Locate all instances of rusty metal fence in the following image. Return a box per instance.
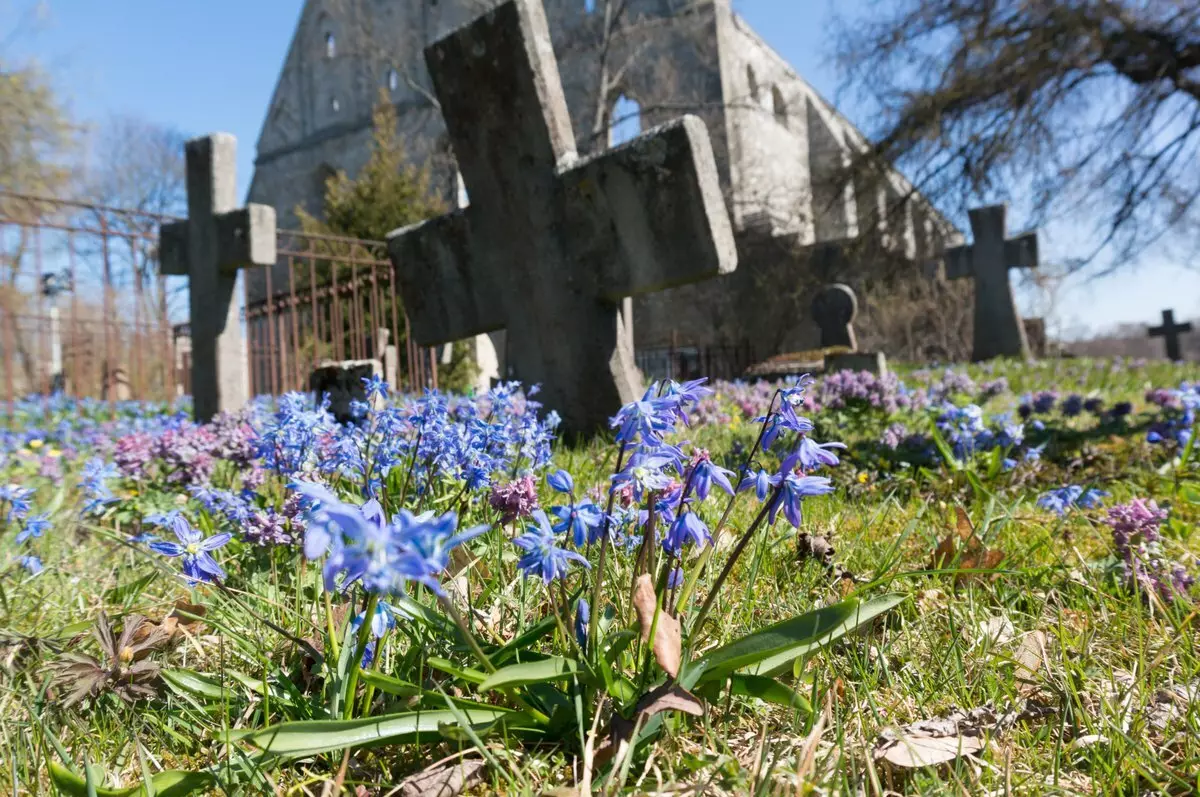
[0,191,439,416]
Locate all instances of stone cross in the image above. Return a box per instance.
[1148,309,1192,361]
[159,134,276,421]
[942,205,1039,361]
[386,0,736,432]
[811,283,858,350]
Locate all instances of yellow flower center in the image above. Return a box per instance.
[185,542,202,556]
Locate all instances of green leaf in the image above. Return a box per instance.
[160,669,231,701]
[357,670,422,698]
[48,762,212,797]
[478,656,579,692]
[426,656,487,685]
[489,613,557,666]
[696,595,906,682]
[722,674,812,714]
[236,708,515,757]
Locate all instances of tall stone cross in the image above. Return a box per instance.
[1148,309,1192,361]
[386,0,737,432]
[158,134,276,421]
[943,205,1039,361]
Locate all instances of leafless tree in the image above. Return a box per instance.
[834,0,1200,270]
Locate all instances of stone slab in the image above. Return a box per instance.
[309,358,382,425]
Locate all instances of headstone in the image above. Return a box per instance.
[158,134,277,421]
[386,0,737,433]
[1022,317,1047,358]
[825,351,888,377]
[811,283,858,350]
[1148,309,1192,361]
[309,359,382,424]
[941,204,1039,361]
[102,363,131,401]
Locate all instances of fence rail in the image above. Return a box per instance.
[0,191,439,416]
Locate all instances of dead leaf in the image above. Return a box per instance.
[930,509,1006,584]
[632,574,682,678]
[972,615,1016,646]
[874,701,1054,769]
[1012,631,1047,694]
[593,684,705,770]
[397,758,486,797]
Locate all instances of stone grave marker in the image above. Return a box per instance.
[810,283,887,375]
[942,204,1039,361]
[159,134,276,421]
[310,359,382,425]
[812,283,858,350]
[386,0,737,432]
[1148,309,1192,361]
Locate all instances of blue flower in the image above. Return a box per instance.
[0,484,34,522]
[549,499,607,547]
[687,450,734,501]
[1037,485,1107,516]
[609,387,679,444]
[610,450,676,502]
[768,466,833,528]
[513,510,589,584]
[547,469,574,494]
[351,600,400,639]
[362,373,389,401]
[19,554,43,576]
[664,510,711,554]
[667,567,684,589]
[574,597,590,649]
[794,437,846,471]
[738,469,781,501]
[148,514,231,583]
[15,513,50,544]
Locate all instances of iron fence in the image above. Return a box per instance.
[0,191,439,417]
[636,341,759,383]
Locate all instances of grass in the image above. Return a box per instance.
[1,358,1198,795]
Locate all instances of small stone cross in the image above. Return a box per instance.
[159,134,276,421]
[811,283,858,350]
[942,204,1039,361]
[386,0,736,432]
[1148,309,1192,361]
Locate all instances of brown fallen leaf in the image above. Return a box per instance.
[397,758,486,797]
[631,573,682,678]
[1012,631,1048,695]
[874,701,1054,769]
[930,507,1006,584]
[593,683,704,770]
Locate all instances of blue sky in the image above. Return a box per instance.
[9,0,1194,337]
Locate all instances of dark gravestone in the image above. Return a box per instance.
[1148,309,1192,361]
[1022,317,1047,358]
[942,204,1039,361]
[309,359,380,425]
[386,0,737,433]
[811,283,858,350]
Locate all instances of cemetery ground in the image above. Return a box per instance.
[1,359,1199,795]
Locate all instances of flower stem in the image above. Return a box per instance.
[342,593,378,720]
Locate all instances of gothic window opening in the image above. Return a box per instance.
[456,170,470,209]
[771,86,786,125]
[746,65,759,104]
[324,32,336,59]
[330,96,341,114]
[585,0,596,12]
[387,68,399,92]
[609,94,642,147]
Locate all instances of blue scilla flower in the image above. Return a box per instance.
[687,450,734,501]
[738,469,782,501]
[362,373,389,401]
[575,597,589,649]
[550,499,607,547]
[547,469,574,494]
[662,377,713,425]
[768,462,834,528]
[148,514,231,584]
[663,510,711,555]
[15,513,50,544]
[351,600,400,639]
[794,437,846,471]
[1037,485,1107,516]
[0,484,34,523]
[609,387,680,444]
[19,554,43,576]
[611,450,677,502]
[513,510,589,585]
[667,567,684,589]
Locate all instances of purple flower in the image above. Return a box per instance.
[489,475,540,524]
[513,510,589,584]
[1104,499,1196,603]
[609,387,679,444]
[148,514,231,584]
[664,510,711,554]
[575,597,589,649]
[794,437,846,470]
[768,465,834,527]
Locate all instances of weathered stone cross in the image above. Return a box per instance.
[159,134,276,421]
[1148,309,1192,361]
[386,0,736,432]
[943,204,1039,361]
